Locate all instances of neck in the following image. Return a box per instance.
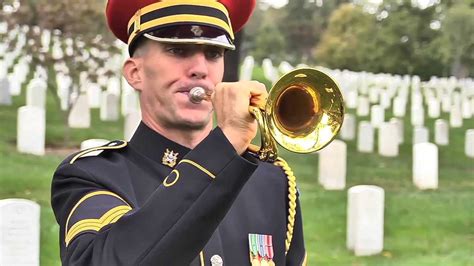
[141,116,213,149]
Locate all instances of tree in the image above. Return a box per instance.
[439,4,474,78]
[314,3,376,71]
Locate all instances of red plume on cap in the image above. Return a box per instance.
[106,0,256,45]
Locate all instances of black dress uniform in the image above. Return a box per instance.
[51,122,306,265]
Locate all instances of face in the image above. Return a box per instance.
[134,41,225,131]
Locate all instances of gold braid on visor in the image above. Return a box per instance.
[127,0,235,50]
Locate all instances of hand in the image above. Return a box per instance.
[212,81,268,155]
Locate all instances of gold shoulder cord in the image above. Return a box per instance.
[273,157,297,253]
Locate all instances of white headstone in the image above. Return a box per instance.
[378,122,399,157]
[357,121,374,153]
[356,96,370,116]
[240,56,254,81]
[413,143,438,190]
[262,58,278,84]
[427,98,440,118]
[346,90,358,109]
[347,185,384,256]
[441,96,451,113]
[0,199,40,266]
[389,118,404,144]
[466,129,474,158]
[100,92,120,121]
[461,99,472,119]
[278,61,294,75]
[411,106,424,127]
[340,114,356,141]
[121,90,140,116]
[17,106,45,156]
[434,119,449,146]
[413,126,429,144]
[68,95,91,128]
[318,140,346,190]
[379,91,391,109]
[26,79,47,109]
[393,97,406,117]
[369,88,379,104]
[87,84,102,109]
[124,111,142,141]
[0,78,11,105]
[370,105,384,128]
[449,105,463,128]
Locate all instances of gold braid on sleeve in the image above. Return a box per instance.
[274,157,298,253]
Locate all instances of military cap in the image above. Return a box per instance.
[106,0,256,54]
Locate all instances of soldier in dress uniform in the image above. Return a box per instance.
[51,0,307,265]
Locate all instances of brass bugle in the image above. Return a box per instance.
[188,68,345,162]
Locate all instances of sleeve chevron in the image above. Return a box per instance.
[65,190,132,246]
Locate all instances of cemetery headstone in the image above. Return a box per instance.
[378,122,399,157]
[318,140,347,190]
[125,111,142,141]
[100,92,120,121]
[413,143,438,190]
[466,129,474,158]
[413,126,429,144]
[17,106,45,156]
[347,185,384,256]
[340,114,356,141]
[356,96,370,116]
[0,199,40,266]
[434,119,449,146]
[68,95,91,128]
[357,121,374,153]
[370,105,384,128]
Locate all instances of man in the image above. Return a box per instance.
[51,0,306,265]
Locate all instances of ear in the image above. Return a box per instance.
[123,57,143,92]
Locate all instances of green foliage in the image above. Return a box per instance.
[314,3,376,71]
[439,4,474,78]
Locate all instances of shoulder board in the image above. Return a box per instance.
[69,140,127,164]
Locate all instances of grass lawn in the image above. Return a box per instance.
[0,67,473,265]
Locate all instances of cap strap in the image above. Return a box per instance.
[127,0,234,46]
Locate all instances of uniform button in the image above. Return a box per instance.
[210,254,223,266]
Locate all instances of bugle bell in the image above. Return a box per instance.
[189,68,345,162]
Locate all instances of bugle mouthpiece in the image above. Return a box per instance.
[189,87,210,104]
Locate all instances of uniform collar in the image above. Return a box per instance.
[129,122,190,167]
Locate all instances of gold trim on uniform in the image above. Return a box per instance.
[301,252,308,266]
[64,191,132,246]
[126,0,233,45]
[162,149,179,167]
[69,141,127,164]
[179,159,215,179]
[200,251,205,266]
[65,205,132,246]
[163,169,180,187]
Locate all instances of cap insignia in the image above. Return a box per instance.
[191,25,204,37]
[162,149,179,167]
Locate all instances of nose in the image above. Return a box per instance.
[188,52,208,80]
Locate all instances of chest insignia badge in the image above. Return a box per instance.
[248,234,275,266]
[162,149,179,167]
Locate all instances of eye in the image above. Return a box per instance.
[205,48,224,60]
[166,46,188,57]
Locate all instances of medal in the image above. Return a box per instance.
[249,233,275,266]
[249,234,261,266]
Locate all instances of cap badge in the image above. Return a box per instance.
[210,254,223,266]
[162,149,179,167]
[191,25,204,37]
